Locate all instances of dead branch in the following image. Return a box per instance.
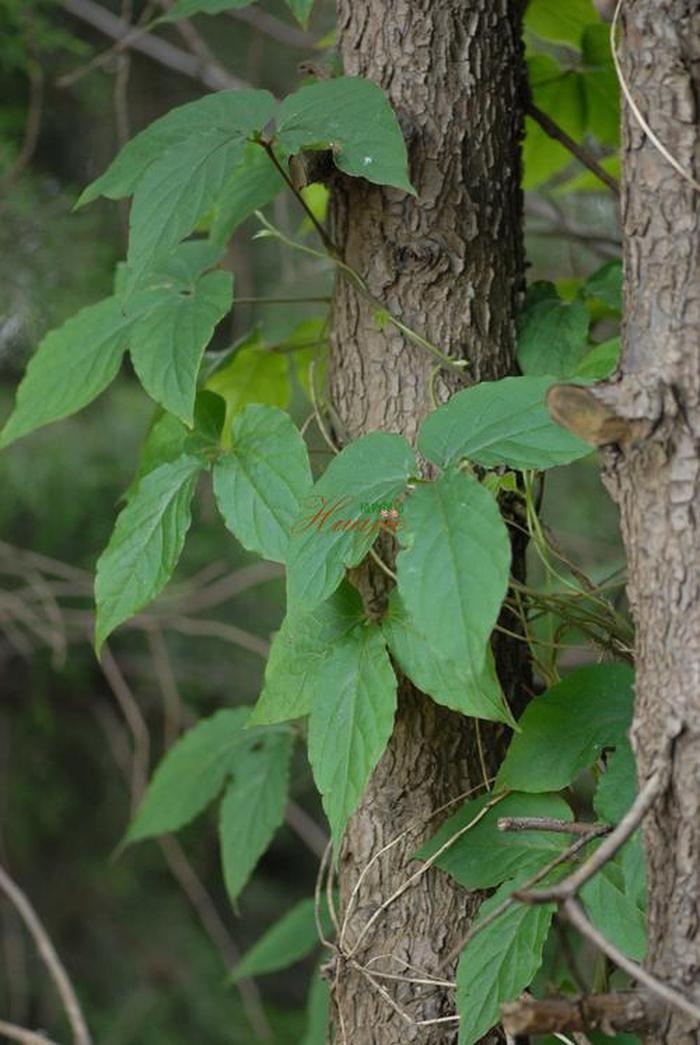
[59,0,250,92]
[501,991,664,1036]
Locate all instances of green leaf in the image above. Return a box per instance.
[129,411,189,496]
[417,376,591,471]
[581,861,646,960]
[248,582,366,727]
[382,590,515,726]
[94,455,203,651]
[525,0,597,46]
[186,389,227,450]
[219,728,293,901]
[396,470,511,671]
[126,708,250,841]
[126,393,224,504]
[517,295,590,378]
[301,971,330,1045]
[286,431,416,611]
[581,25,620,146]
[416,792,573,889]
[119,90,274,288]
[593,738,637,825]
[231,897,332,983]
[574,337,620,380]
[583,260,622,311]
[285,0,315,28]
[276,77,414,194]
[79,91,272,207]
[0,296,131,449]
[126,243,233,424]
[161,0,256,23]
[213,404,312,563]
[457,878,555,1044]
[208,143,286,247]
[496,664,635,793]
[307,620,397,847]
[206,331,291,447]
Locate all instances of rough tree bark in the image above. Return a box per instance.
[599,4,700,1043]
[327,2,527,1040]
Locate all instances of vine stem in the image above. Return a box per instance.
[251,150,466,374]
[259,138,338,255]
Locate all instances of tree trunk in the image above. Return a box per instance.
[601,4,700,1042]
[328,2,527,1040]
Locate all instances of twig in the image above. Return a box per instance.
[157,0,237,89]
[497,817,607,836]
[0,1022,60,1045]
[285,801,328,859]
[146,626,183,749]
[563,899,700,1024]
[98,644,150,812]
[0,866,92,1045]
[440,825,611,970]
[526,102,620,195]
[517,768,663,903]
[59,0,250,92]
[226,5,316,49]
[158,836,272,1040]
[164,614,270,658]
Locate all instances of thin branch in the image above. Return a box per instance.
[164,614,270,658]
[59,0,251,92]
[146,626,183,749]
[158,836,272,1041]
[497,817,608,836]
[526,102,620,195]
[501,991,663,1037]
[98,644,150,812]
[157,0,238,89]
[517,768,664,904]
[226,5,316,49]
[285,801,329,859]
[440,824,611,970]
[563,899,700,1025]
[0,866,92,1045]
[0,1022,60,1045]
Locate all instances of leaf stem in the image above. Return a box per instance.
[258,138,338,255]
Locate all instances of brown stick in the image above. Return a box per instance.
[563,899,700,1025]
[0,866,92,1045]
[497,816,607,836]
[501,991,663,1036]
[517,768,663,904]
[526,102,620,195]
[0,1022,61,1045]
[59,0,250,91]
